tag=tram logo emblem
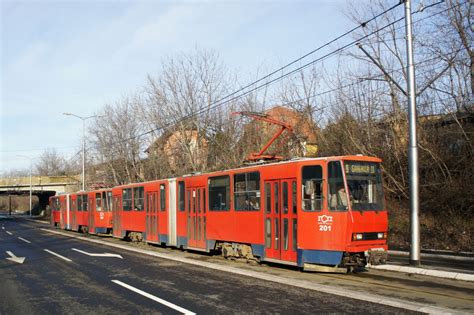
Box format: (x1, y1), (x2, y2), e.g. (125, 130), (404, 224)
(318, 215), (333, 224)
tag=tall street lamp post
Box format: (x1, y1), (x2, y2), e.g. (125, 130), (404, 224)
(63, 113), (103, 191)
(17, 154), (33, 216)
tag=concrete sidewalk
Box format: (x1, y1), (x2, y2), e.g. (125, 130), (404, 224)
(369, 264), (474, 282)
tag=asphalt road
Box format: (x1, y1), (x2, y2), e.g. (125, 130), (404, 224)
(0, 217), (416, 314)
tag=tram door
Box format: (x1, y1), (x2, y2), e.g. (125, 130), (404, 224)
(64, 195), (71, 229)
(88, 196), (95, 234)
(60, 198), (65, 229)
(112, 195), (121, 238)
(71, 196), (77, 231)
(146, 192), (159, 242)
(186, 187), (206, 249)
(264, 179), (297, 262)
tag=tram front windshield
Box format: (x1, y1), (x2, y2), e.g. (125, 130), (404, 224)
(345, 161), (384, 211)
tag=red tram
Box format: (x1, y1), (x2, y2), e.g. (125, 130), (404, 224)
(50, 155), (388, 271)
(50, 189), (113, 234)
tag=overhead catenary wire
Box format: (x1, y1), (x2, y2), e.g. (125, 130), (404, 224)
(3, 0), (463, 154)
(280, 47), (467, 109)
(124, 0), (456, 145)
(124, 7), (410, 144)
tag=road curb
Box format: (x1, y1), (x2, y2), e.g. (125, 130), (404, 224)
(368, 264), (474, 282)
(41, 228), (465, 314)
(388, 250), (474, 262)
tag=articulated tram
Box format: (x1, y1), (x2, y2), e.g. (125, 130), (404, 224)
(51, 155), (388, 271)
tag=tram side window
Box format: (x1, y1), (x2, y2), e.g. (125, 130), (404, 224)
(209, 175), (230, 211)
(328, 161), (348, 211)
(160, 184), (166, 211)
(83, 195), (88, 211)
(133, 187), (144, 211)
(77, 195), (88, 212)
(96, 193), (102, 212)
(76, 195), (84, 211)
(302, 165), (323, 211)
(178, 181), (185, 212)
(101, 192), (108, 211)
(122, 188), (132, 211)
(107, 191), (113, 212)
(77, 195), (82, 211)
(234, 172), (260, 211)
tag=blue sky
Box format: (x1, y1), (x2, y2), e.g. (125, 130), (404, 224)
(1, 0), (352, 173)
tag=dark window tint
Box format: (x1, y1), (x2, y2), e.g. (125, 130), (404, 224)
(187, 190), (191, 213)
(77, 195), (88, 211)
(274, 183), (279, 214)
(302, 165), (323, 211)
(292, 181), (297, 214)
(77, 195), (82, 211)
(328, 161), (347, 211)
(344, 161), (385, 211)
(203, 189), (206, 213)
(265, 218), (271, 248)
(83, 195), (88, 211)
(107, 191), (113, 212)
(265, 183), (271, 214)
(133, 187), (144, 211)
(160, 184), (166, 211)
(234, 172), (260, 211)
(96, 193), (102, 212)
(178, 181), (185, 212)
(209, 175), (230, 211)
(122, 188), (132, 211)
(197, 189), (201, 213)
(283, 182), (288, 214)
(274, 218), (279, 249)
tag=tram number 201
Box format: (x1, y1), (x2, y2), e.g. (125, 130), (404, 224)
(319, 225), (332, 232)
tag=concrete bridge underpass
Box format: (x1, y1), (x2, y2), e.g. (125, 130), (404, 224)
(0, 175), (80, 215)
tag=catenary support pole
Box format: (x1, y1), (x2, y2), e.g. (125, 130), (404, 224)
(404, 0), (420, 266)
(29, 161), (32, 216)
(82, 118), (85, 191)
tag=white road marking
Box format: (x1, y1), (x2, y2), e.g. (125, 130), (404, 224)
(44, 249), (72, 262)
(18, 237), (31, 244)
(41, 228), (466, 314)
(6, 231), (13, 235)
(112, 280), (195, 315)
(6, 251), (26, 264)
(72, 248), (123, 259)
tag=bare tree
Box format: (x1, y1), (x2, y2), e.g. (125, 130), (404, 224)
(89, 95), (145, 186)
(325, 0), (474, 250)
(143, 49), (236, 175)
(35, 148), (70, 176)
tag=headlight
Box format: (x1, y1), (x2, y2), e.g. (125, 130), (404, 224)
(377, 232), (388, 239)
(352, 233), (363, 241)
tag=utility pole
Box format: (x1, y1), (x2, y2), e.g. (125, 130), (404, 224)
(17, 155), (33, 216)
(63, 113), (104, 191)
(404, 0), (420, 266)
